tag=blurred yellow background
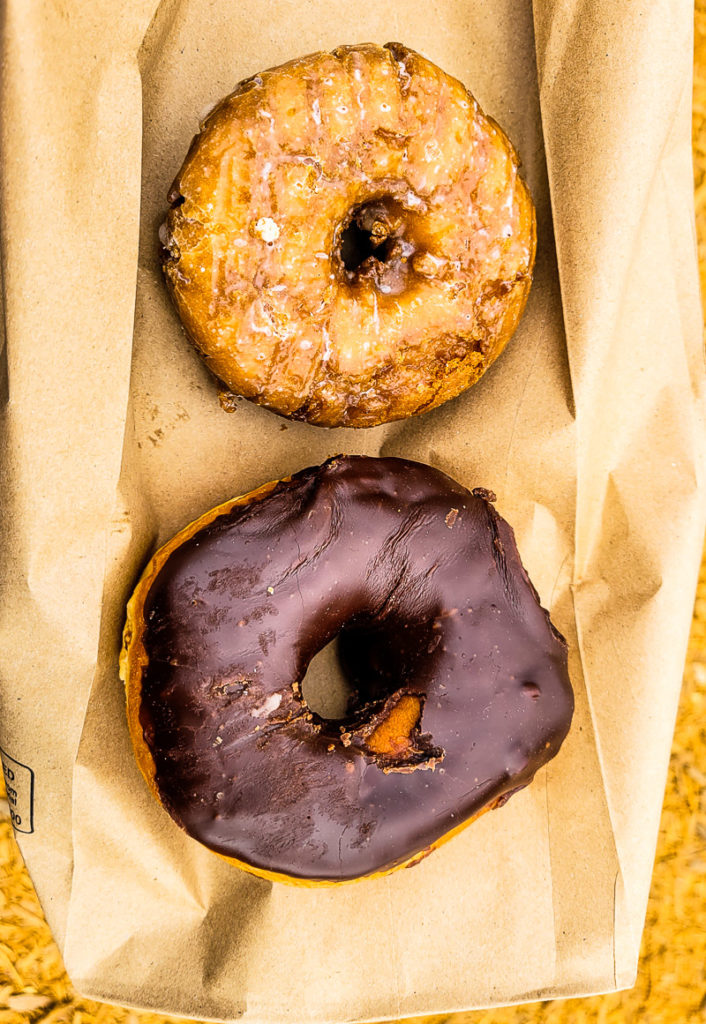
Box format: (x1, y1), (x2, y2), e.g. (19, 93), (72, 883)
(1, 7), (705, 1024)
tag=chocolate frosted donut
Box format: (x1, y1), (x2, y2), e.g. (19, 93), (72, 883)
(161, 43), (536, 427)
(122, 457), (573, 883)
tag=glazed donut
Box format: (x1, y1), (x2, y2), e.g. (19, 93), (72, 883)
(161, 43), (536, 427)
(121, 456), (573, 884)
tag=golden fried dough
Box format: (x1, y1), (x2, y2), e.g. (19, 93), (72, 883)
(161, 43), (536, 427)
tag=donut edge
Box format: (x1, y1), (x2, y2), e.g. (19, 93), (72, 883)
(120, 479), (284, 833)
(120, 471), (525, 887)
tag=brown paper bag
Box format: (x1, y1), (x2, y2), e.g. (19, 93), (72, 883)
(0, 1), (703, 1020)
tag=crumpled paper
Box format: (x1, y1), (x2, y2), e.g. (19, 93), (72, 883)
(0, 1), (703, 1021)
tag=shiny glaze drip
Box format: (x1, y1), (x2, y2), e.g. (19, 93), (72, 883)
(138, 456), (573, 881)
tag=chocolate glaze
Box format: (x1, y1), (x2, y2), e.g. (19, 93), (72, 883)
(139, 456), (573, 881)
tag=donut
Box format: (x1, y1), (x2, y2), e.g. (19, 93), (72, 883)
(121, 456), (573, 884)
(161, 43), (536, 427)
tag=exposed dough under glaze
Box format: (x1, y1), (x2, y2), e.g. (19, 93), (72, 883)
(162, 43), (536, 427)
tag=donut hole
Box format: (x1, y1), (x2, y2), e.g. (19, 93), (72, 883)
(337, 198), (419, 294)
(339, 217), (381, 273)
(300, 639), (353, 721)
(299, 630), (396, 725)
(299, 623), (445, 771)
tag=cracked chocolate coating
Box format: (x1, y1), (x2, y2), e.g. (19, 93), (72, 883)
(137, 456), (573, 880)
(161, 43), (536, 427)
